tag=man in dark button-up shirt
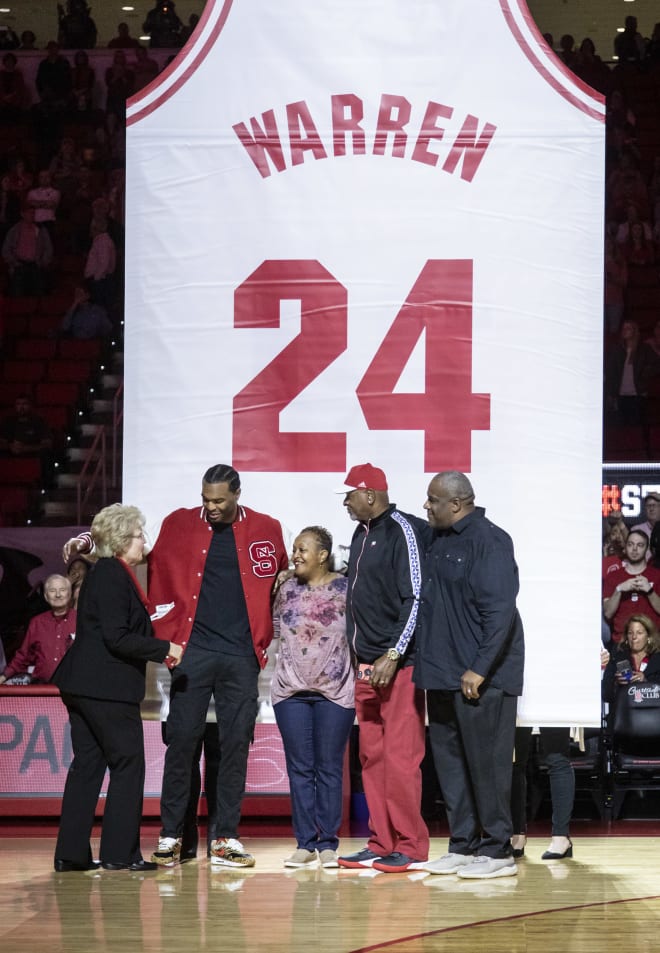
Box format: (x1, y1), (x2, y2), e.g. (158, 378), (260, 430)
(415, 470), (524, 881)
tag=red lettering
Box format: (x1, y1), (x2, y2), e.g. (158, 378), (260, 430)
(442, 114), (497, 182)
(331, 93), (366, 157)
(411, 101), (454, 167)
(233, 260), (347, 472)
(373, 94), (411, 158)
(232, 109), (286, 179)
(287, 100), (328, 166)
(356, 260), (490, 472)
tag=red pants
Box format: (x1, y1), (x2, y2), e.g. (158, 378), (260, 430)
(355, 665), (429, 860)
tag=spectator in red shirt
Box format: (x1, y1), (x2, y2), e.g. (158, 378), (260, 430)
(0, 574), (75, 684)
(603, 531), (660, 643)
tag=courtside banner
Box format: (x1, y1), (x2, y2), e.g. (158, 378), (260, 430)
(125, 0), (604, 725)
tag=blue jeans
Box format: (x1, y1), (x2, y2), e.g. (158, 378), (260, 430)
(274, 692), (355, 852)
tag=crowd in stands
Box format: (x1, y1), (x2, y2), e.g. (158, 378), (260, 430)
(0, 6), (204, 526)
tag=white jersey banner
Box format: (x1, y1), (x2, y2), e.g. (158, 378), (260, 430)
(125, 0), (605, 725)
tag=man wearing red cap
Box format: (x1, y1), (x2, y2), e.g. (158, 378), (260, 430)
(336, 463), (431, 872)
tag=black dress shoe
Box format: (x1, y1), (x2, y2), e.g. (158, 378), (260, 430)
(54, 859), (101, 872)
(512, 847), (525, 858)
(102, 860), (159, 871)
(541, 839), (573, 860)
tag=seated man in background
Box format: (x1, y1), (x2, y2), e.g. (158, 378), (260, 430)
(0, 574), (75, 685)
(0, 394), (52, 459)
(603, 530), (660, 643)
(61, 282), (113, 339)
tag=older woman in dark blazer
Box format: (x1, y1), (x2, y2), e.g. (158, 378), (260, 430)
(53, 504), (182, 872)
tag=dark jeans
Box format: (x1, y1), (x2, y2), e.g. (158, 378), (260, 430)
(160, 643), (259, 840)
(274, 692), (355, 852)
(427, 687), (517, 858)
(511, 727), (574, 837)
(162, 720), (220, 855)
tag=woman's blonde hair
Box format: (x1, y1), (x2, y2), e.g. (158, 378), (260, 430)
(623, 614), (659, 654)
(91, 503), (145, 559)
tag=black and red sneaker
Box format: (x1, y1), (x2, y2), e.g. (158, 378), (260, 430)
(372, 852), (427, 873)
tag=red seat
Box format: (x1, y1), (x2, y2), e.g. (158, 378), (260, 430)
(36, 404), (71, 430)
(0, 457), (42, 485)
(1, 297), (39, 318)
(48, 359), (93, 384)
(0, 484), (30, 524)
(38, 290), (76, 316)
(58, 338), (103, 361)
(34, 381), (81, 407)
(3, 360), (47, 383)
(15, 338), (58, 361)
(26, 314), (63, 337)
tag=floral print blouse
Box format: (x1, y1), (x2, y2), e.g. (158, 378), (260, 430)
(271, 575), (355, 708)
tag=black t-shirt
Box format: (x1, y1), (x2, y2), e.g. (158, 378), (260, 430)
(188, 521), (253, 655)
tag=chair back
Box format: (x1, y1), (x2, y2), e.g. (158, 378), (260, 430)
(613, 683), (660, 756)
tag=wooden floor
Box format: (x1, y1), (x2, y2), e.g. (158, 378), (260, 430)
(1, 828), (659, 953)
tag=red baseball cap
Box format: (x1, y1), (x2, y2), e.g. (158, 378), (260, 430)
(335, 463), (388, 493)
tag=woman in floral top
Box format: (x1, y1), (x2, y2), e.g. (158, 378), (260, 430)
(272, 526), (355, 869)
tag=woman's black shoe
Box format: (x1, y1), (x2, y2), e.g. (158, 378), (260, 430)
(102, 860), (159, 871)
(54, 859), (101, 872)
(541, 839), (573, 860)
(512, 846), (525, 858)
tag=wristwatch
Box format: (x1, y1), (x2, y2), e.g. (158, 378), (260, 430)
(386, 648), (401, 661)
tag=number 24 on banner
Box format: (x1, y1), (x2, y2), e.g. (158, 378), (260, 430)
(233, 259), (490, 473)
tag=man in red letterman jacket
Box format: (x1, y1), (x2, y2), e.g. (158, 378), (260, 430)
(63, 463), (287, 869)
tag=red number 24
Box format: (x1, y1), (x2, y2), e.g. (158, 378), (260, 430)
(232, 259), (490, 472)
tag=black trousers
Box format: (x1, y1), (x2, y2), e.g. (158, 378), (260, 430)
(427, 687), (517, 858)
(55, 694), (146, 866)
(160, 644), (259, 840)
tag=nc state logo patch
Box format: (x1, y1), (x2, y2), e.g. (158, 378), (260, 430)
(249, 540), (279, 577)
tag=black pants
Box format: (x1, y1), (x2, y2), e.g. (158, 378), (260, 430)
(55, 694), (146, 866)
(511, 727), (574, 837)
(427, 687), (517, 858)
(162, 720), (221, 854)
(160, 643), (259, 840)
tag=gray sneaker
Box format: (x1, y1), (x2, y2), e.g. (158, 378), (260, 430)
(318, 849), (339, 868)
(457, 856), (517, 879)
(423, 852), (474, 875)
(283, 849), (318, 868)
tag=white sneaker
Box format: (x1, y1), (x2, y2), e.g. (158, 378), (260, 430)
(457, 856), (517, 879)
(210, 837), (255, 868)
(423, 852), (475, 875)
(150, 837), (182, 867)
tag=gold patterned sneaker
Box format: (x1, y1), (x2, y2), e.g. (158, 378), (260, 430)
(210, 837), (255, 868)
(150, 837), (182, 867)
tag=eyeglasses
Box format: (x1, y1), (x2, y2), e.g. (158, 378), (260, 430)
(130, 532), (145, 540)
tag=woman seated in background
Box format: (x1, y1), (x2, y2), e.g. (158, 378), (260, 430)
(602, 613), (660, 704)
(271, 525), (355, 869)
(53, 503), (182, 872)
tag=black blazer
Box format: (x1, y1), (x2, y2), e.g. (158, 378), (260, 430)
(52, 557), (169, 703)
(602, 647), (660, 703)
